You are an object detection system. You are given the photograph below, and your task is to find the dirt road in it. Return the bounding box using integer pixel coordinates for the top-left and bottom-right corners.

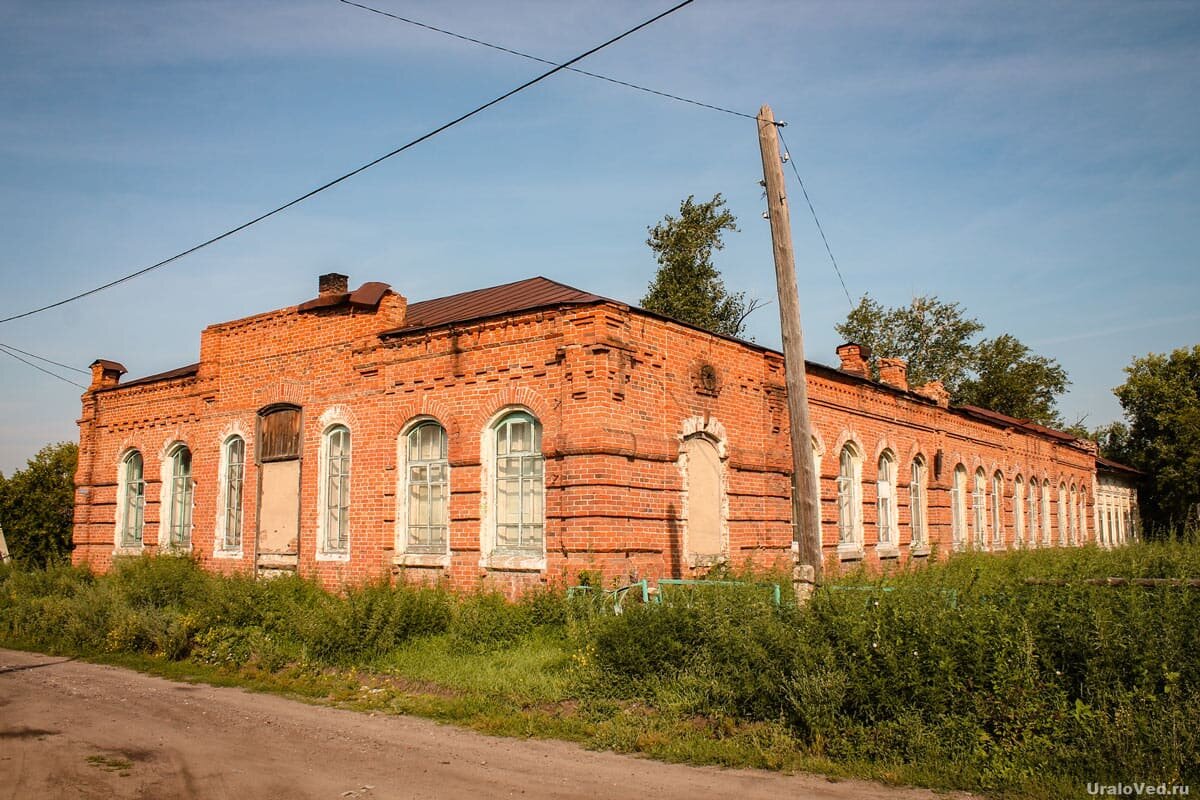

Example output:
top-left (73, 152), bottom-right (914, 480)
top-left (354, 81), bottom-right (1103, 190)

top-left (1, 647), bottom-right (966, 800)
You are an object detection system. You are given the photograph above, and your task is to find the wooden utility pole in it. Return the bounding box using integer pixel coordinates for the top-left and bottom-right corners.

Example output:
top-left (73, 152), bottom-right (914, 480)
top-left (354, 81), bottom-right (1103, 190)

top-left (757, 104), bottom-right (822, 587)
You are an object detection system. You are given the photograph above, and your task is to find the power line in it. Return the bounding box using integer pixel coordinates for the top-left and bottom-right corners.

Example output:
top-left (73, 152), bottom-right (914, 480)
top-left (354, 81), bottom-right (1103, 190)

top-left (775, 126), bottom-right (853, 307)
top-left (0, 342), bottom-right (89, 375)
top-left (0, 0), bottom-right (697, 326)
top-left (339, 0), bottom-right (757, 122)
top-left (0, 345), bottom-right (88, 390)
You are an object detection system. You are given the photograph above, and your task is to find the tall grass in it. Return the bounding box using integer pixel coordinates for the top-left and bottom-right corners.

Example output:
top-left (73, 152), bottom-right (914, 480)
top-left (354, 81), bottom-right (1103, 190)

top-left (1, 544), bottom-right (1196, 798)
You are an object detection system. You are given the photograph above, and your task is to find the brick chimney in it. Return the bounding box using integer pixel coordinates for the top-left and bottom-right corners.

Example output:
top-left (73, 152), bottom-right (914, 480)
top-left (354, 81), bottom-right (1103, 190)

top-left (88, 359), bottom-right (126, 391)
top-left (319, 273), bottom-right (349, 297)
top-left (878, 357), bottom-right (909, 391)
top-left (835, 342), bottom-right (871, 378)
top-left (915, 379), bottom-right (950, 408)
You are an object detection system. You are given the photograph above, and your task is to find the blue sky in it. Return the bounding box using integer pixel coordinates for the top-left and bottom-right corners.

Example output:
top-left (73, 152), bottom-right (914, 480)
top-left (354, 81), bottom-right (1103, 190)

top-left (1, 0), bottom-right (1197, 474)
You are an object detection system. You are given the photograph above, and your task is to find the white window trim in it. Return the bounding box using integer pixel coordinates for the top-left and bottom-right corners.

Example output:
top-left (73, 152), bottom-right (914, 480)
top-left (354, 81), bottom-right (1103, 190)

top-left (972, 469), bottom-right (989, 550)
top-left (991, 472), bottom-right (1005, 550)
top-left (157, 441), bottom-right (193, 554)
top-left (1013, 476), bottom-right (1025, 548)
top-left (479, 407), bottom-right (546, 572)
top-left (875, 452), bottom-right (899, 558)
top-left (395, 417), bottom-right (452, 568)
top-left (113, 449), bottom-right (145, 556)
top-left (951, 465), bottom-right (968, 551)
top-left (836, 443), bottom-right (865, 561)
top-left (214, 430), bottom-right (247, 559)
top-left (909, 457), bottom-right (929, 556)
top-left (316, 422), bottom-right (352, 562)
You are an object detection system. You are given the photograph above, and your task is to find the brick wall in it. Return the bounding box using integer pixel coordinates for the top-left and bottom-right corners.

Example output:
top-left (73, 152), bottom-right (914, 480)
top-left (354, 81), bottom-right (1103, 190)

top-left (72, 286), bottom-right (1114, 594)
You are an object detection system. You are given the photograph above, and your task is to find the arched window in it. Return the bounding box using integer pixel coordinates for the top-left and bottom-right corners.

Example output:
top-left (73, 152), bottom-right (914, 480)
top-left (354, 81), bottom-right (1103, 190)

top-left (219, 436), bottom-right (245, 551)
top-left (1013, 475), bottom-right (1025, 547)
top-left (973, 468), bottom-right (988, 548)
top-left (1057, 483), bottom-right (1068, 546)
top-left (1077, 489), bottom-right (1088, 543)
top-left (166, 445), bottom-right (194, 548)
top-left (991, 471), bottom-right (1004, 548)
top-left (1027, 478), bottom-right (1039, 548)
top-left (877, 451), bottom-right (896, 546)
top-left (951, 464), bottom-right (967, 548)
top-left (403, 421), bottom-right (449, 554)
top-left (320, 425), bottom-right (351, 554)
top-left (118, 450), bottom-right (145, 548)
top-left (836, 443), bottom-right (862, 551)
top-left (1041, 481), bottom-right (1053, 545)
top-left (1069, 484), bottom-right (1079, 544)
top-left (493, 411), bottom-right (544, 555)
top-left (910, 456), bottom-right (928, 549)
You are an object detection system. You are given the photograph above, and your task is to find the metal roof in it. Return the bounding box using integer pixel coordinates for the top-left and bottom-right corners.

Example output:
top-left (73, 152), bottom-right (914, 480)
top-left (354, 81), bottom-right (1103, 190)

top-left (381, 276), bottom-right (607, 336)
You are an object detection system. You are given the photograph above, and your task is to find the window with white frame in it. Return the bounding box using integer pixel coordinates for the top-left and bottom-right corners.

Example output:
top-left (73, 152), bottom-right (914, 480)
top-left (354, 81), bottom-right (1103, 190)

top-left (1014, 475), bottom-right (1025, 547)
top-left (1057, 483), bottom-right (1068, 545)
top-left (910, 456), bottom-right (928, 549)
top-left (1027, 478), bottom-right (1039, 548)
top-left (1078, 490), bottom-right (1088, 543)
top-left (836, 443), bottom-right (862, 550)
top-left (877, 451), bottom-right (896, 546)
top-left (321, 425), bottom-right (351, 554)
top-left (1042, 481), bottom-right (1053, 545)
top-left (220, 436), bottom-right (245, 551)
top-left (1069, 484), bottom-right (1079, 544)
top-left (991, 471), bottom-right (1004, 547)
top-left (166, 445), bottom-right (194, 548)
top-left (973, 468), bottom-right (988, 548)
top-left (404, 421), bottom-right (449, 554)
top-left (493, 411), bottom-right (544, 555)
top-left (951, 464), bottom-right (967, 547)
top-left (118, 450), bottom-right (145, 548)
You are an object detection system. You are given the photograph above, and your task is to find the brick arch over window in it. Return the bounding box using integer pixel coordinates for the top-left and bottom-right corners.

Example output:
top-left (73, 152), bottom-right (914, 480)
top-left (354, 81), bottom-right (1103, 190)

top-left (391, 398), bottom-right (459, 441)
top-left (677, 417), bottom-right (729, 567)
top-left (469, 387), bottom-right (555, 453)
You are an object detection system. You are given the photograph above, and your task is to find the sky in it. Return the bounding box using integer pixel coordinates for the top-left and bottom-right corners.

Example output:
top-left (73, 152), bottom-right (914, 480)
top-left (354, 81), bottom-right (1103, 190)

top-left (1, 0), bottom-right (1197, 474)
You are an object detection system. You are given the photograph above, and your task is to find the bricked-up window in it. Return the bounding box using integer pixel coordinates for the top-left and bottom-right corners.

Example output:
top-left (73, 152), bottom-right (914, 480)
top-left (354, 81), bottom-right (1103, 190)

top-left (221, 436), bottom-right (245, 550)
top-left (991, 471), bottom-right (1004, 547)
top-left (1014, 475), bottom-right (1025, 546)
top-left (166, 445), bottom-right (194, 548)
top-left (119, 451), bottom-right (145, 548)
top-left (322, 426), bottom-right (351, 554)
top-left (876, 451), bottom-right (895, 545)
top-left (405, 422), bottom-right (449, 554)
top-left (910, 457), bottom-right (927, 548)
top-left (973, 468), bottom-right (988, 548)
top-left (836, 444), bottom-right (861, 548)
top-left (951, 464), bottom-right (967, 547)
top-left (494, 412), bottom-right (544, 555)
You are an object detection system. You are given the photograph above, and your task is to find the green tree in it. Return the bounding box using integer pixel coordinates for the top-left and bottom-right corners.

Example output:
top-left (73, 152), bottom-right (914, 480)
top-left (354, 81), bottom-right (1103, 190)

top-left (835, 294), bottom-right (984, 392)
top-left (1112, 345), bottom-right (1200, 535)
top-left (835, 294), bottom-right (1069, 425)
top-left (641, 194), bottom-right (759, 338)
top-left (957, 334), bottom-right (1069, 425)
top-left (0, 442), bottom-right (78, 568)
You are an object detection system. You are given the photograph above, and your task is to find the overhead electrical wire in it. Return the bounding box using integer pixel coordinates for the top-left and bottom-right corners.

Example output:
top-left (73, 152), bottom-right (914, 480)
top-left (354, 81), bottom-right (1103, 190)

top-left (338, 0), bottom-right (758, 121)
top-left (0, 345), bottom-right (88, 390)
top-left (344, 0), bottom-right (854, 305)
top-left (0, 0), bottom-right (696, 326)
top-left (775, 126), bottom-right (854, 307)
top-left (0, 342), bottom-right (89, 374)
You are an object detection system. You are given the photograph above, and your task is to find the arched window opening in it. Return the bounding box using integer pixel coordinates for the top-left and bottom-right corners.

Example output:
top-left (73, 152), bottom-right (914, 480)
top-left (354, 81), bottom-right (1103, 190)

top-left (119, 451), bottom-right (145, 548)
top-left (493, 411), bottom-right (544, 555)
top-left (973, 468), bottom-right (988, 548)
top-left (221, 437), bottom-right (245, 551)
top-left (910, 457), bottom-right (928, 549)
top-left (1014, 475), bottom-right (1025, 547)
top-left (877, 451), bottom-right (896, 546)
top-left (836, 444), bottom-right (862, 549)
top-left (991, 471), bottom-right (1004, 548)
top-left (951, 464), bottom-right (968, 547)
top-left (166, 445), bottom-right (194, 548)
top-left (404, 422), bottom-right (449, 554)
top-left (321, 426), bottom-right (351, 554)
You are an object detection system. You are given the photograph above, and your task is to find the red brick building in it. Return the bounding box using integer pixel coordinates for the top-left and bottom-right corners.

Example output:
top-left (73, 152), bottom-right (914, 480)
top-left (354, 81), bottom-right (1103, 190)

top-left (71, 275), bottom-right (1137, 592)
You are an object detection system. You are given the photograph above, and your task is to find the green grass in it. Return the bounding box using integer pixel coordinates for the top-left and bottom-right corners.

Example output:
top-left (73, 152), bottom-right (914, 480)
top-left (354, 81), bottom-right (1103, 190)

top-left (2, 544), bottom-right (1197, 800)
